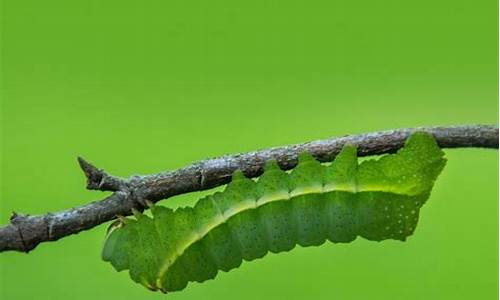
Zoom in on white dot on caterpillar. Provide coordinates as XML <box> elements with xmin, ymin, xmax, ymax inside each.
<box><xmin>405</xmin><ymin>215</ymin><xmax>409</xmax><ymax>219</ymax></box>
<box><xmin>399</xmin><ymin>214</ymin><xmax>403</xmax><ymax>217</ymax></box>
<box><xmin>411</xmin><ymin>210</ymin><xmax>416</xmax><ymax>214</ymax></box>
<box><xmin>384</xmin><ymin>206</ymin><xmax>388</xmax><ymax>211</ymax></box>
<box><xmin>385</xmin><ymin>226</ymin><xmax>390</xmax><ymax>230</ymax></box>
<box><xmin>400</xmin><ymin>205</ymin><xmax>404</xmax><ymax>209</ymax></box>
<box><xmin>399</xmin><ymin>230</ymin><xmax>403</xmax><ymax>233</ymax></box>
<box><xmin>398</xmin><ymin>220</ymin><xmax>402</xmax><ymax>223</ymax></box>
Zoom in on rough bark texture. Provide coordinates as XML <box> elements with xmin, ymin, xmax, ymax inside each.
<box><xmin>0</xmin><ymin>124</ymin><xmax>497</xmax><ymax>253</ymax></box>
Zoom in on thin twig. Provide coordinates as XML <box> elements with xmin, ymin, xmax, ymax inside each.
<box><xmin>0</xmin><ymin>124</ymin><xmax>497</xmax><ymax>253</ymax></box>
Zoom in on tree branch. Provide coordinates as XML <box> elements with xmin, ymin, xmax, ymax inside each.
<box><xmin>1</xmin><ymin>124</ymin><xmax>497</xmax><ymax>253</ymax></box>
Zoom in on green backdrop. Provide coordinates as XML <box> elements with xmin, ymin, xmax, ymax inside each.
<box><xmin>1</xmin><ymin>0</ymin><xmax>498</xmax><ymax>299</ymax></box>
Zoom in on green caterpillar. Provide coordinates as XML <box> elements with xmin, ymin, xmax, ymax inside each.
<box><xmin>102</xmin><ymin>132</ymin><xmax>446</xmax><ymax>293</ymax></box>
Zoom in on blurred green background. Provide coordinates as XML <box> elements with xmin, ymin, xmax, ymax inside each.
<box><xmin>1</xmin><ymin>0</ymin><xmax>498</xmax><ymax>299</ymax></box>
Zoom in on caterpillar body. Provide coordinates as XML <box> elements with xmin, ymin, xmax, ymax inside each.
<box><xmin>102</xmin><ymin>132</ymin><xmax>446</xmax><ymax>293</ymax></box>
